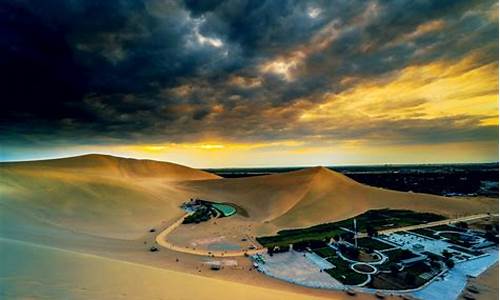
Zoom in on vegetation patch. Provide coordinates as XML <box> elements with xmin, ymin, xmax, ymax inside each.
<box><xmin>384</xmin><ymin>249</ymin><xmax>418</xmax><ymax>261</ymax></box>
<box><xmin>356</xmin><ymin>237</ymin><xmax>394</xmax><ymax>250</ymax></box>
<box><xmin>313</xmin><ymin>247</ymin><xmax>337</xmax><ymax>258</ymax></box>
<box><xmin>352</xmin><ymin>263</ymin><xmax>376</xmax><ymax>274</ymax></box>
<box><xmin>325</xmin><ymin>256</ymin><xmax>368</xmax><ymax>285</ymax></box>
<box><xmin>338</xmin><ymin>244</ymin><xmax>381</xmax><ymax>262</ymax></box>
<box><xmin>181</xmin><ymin>199</ymin><xmax>237</xmax><ymax>224</ymax></box>
<box><xmin>369</xmin><ymin>262</ymin><xmax>436</xmax><ymax>290</ymax></box>
<box><xmin>338</xmin><ymin>209</ymin><xmax>445</xmax><ymax>233</ymax></box>
<box><xmin>257</xmin><ymin>209</ymin><xmax>445</xmax><ymax>249</ymax></box>
<box><xmin>182</xmin><ymin>206</ymin><xmax>216</xmax><ymax>224</ymax></box>
<box><xmin>257</xmin><ymin>227</ymin><xmax>345</xmax><ymax>249</ymax></box>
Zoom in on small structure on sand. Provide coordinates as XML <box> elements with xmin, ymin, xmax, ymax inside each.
<box><xmin>207</xmin><ymin>261</ymin><xmax>222</xmax><ymax>271</ymax></box>
<box><xmin>345</xmin><ymin>288</ymin><xmax>356</xmax><ymax>296</ymax></box>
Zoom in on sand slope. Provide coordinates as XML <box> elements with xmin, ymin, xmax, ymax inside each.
<box><xmin>0</xmin><ymin>155</ymin><xmax>496</xmax><ymax>299</ymax></box>
<box><xmin>0</xmin><ymin>154</ymin><xmax>218</xmax><ymax>239</ymax></box>
<box><xmin>0</xmin><ymin>237</ymin><xmax>336</xmax><ymax>300</ymax></box>
<box><xmin>180</xmin><ymin>166</ymin><xmax>497</xmax><ymax>233</ymax></box>
<box><xmin>0</xmin><ymin>153</ymin><xmax>220</xmax><ymax>180</ymax></box>
<box><xmin>2</xmin><ymin>155</ymin><xmax>496</xmax><ymax>239</ymax></box>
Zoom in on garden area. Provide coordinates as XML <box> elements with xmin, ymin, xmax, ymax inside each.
<box><xmin>369</xmin><ymin>261</ymin><xmax>436</xmax><ymax>290</ymax></box>
<box><xmin>325</xmin><ymin>256</ymin><xmax>368</xmax><ymax>285</ymax></box>
<box><xmin>336</xmin><ymin>209</ymin><xmax>445</xmax><ymax>233</ymax></box>
<box><xmin>256</xmin><ymin>225</ymin><xmax>346</xmax><ymax>249</ymax></box>
<box><xmin>338</xmin><ymin>243</ymin><xmax>382</xmax><ymax>263</ymax></box>
<box><xmin>383</xmin><ymin>248</ymin><xmax>419</xmax><ymax>261</ymax></box>
<box><xmin>257</xmin><ymin>209</ymin><xmax>445</xmax><ymax>249</ymax></box>
<box><xmin>355</xmin><ymin>237</ymin><xmax>395</xmax><ymax>251</ymax></box>
<box><xmin>181</xmin><ymin>199</ymin><xmax>237</xmax><ymax>224</ymax></box>
<box><xmin>313</xmin><ymin>246</ymin><xmax>337</xmax><ymax>258</ymax></box>
<box><xmin>182</xmin><ymin>205</ymin><xmax>216</xmax><ymax>224</ymax></box>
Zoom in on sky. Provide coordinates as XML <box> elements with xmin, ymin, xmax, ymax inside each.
<box><xmin>0</xmin><ymin>0</ymin><xmax>498</xmax><ymax>167</ymax></box>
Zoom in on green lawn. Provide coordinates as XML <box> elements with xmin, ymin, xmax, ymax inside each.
<box><xmin>370</xmin><ymin>262</ymin><xmax>436</xmax><ymax>290</ymax></box>
<box><xmin>257</xmin><ymin>209</ymin><xmax>445</xmax><ymax>249</ymax></box>
<box><xmin>313</xmin><ymin>247</ymin><xmax>337</xmax><ymax>258</ymax></box>
<box><xmin>356</xmin><ymin>237</ymin><xmax>394</xmax><ymax>250</ymax></box>
<box><xmin>256</xmin><ymin>228</ymin><xmax>345</xmax><ymax>249</ymax></box>
<box><xmin>325</xmin><ymin>256</ymin><xmax>368</xmax><ymax>285</ymax></box>
<box><xmin>384</xmin><ymin>248</ymin><xmax>418</xmax><ymax>261</ymax></box>
<box><xmin>336</xmin><ymin>209</ymin><xmax>445</xmax><ymax>233</ymax></box>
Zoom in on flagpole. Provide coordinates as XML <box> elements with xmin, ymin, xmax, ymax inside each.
<box><xmin>354</xmin><ymin>218</ymin><xmax>357</xmax><ymax>248</ymax></box>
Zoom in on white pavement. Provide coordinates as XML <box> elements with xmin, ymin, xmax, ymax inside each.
<box><xmin>412</xmin><ymin>248</ymin><xmax>498</xmax><ymax>300</ymax></box>
<box><xmin>256</xmin><ymin>251</ymin><xmax>344</xmax><ymax>290</ymax></box>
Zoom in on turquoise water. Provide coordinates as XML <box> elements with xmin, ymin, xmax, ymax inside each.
<box><xmin>211</xmin><ymin>203</ymin><xmax>236</xmax><ymax>217</ymax></box>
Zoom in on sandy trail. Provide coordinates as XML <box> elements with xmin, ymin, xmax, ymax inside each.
<box><xmin>155</xmin><ymin>212</ymin><xmax>266</xmax><ymax>257</ymax></box>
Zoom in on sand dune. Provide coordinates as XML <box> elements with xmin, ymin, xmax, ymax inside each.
<box><xmin>1</xmin><ymin>155</ymin><xmax>496</xmax><ymax>239</ymax></box>
<box><xmin>0</xmin><ymin>153</ymin><xmax>220</xmax><ymax>180</ymax></box>
<box><xmin>179</xmin><ymin>166</ymin><xmax>497</xmax><ymax>233</ymax></box>
<box><xmin>0</xmin><ymin>237</ymin><xmax>338</xmax><ymax>300</ymax></box>
<box><xmin>1</xmin><ymin>155</ymin><xmax>497</xmax><ymax>299</ymax></box>
<box><xmin>0</xmin><ymin>154</ymin><xmax>218</xmax><ymax>239</ymax></box>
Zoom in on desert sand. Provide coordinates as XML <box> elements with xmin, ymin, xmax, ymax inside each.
<box><xmin>0</xmin><ymin>154</ymin><xmax>497</xmax><ymax>299</ymax></box>
<box><xmin>466</xmin><ymin>263</ymin><xmax>499</xmax><ymax>300</ymax></box>
<box><xmin>177</xmin><ymin>166</ymin><xmax>497</xmax><ymax>235</ymax></box>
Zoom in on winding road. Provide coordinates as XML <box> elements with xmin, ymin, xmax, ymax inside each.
<box><xmin>156</xmin><ymin>212</ymin><xmax>496</xmax><ymax>257</ymax></box>
<box><xmin>155</xmin><ymin>213</ymin><xmax>266</xmax><ymax>257</ymax></box>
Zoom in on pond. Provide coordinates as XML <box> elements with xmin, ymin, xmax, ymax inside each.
<box><xmin>211</xmin><ymin>203</ymin><xmax>236</xmax><ymax>217</ymax></box>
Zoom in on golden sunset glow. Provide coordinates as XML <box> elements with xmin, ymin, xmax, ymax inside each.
<box><xmin>300</xmin><ymin>53</ymin><xmax>498</xmax><ymax>125</ymax></box>
<box><xmin>2</xmin><ymin>0</ymin><xmax>497</xmax><ymax>167</ymax></box>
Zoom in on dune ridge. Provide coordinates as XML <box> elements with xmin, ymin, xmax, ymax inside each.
<box><xmin>1</xmin><ymin>154</ymin><xmax>497</xmax><ymax>239</ymax></box>
<box><xmin>1</xmin><ymin>153</ymin><xmax>220</xmax><ymax>180</ymax></box>
<box><xmin>179</xmin><ymin>164</ymin><xmax>497</xmax><ymax>233</ymax></box>
<box><xmin>0</xmin><ymin>154</ymin><xmax>497</xmax><ymax>300</ymax></box>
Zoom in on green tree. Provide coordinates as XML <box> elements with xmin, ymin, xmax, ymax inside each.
<box><xmin>445</xmin><ymin>259</ymin><xmax>455</xmax><ymax>269</ymax></box>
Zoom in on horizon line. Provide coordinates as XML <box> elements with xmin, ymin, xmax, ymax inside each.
<box><xmin>0</xmin><ymin>152</ymin><xmax>498</xmax><ymax>169</ymax></box>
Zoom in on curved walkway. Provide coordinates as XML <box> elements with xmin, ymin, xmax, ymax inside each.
<box><xmin>351</xmin><ymin>263</ymin><xmax>377</xmax><ymax>275</ymax></box>
<box><xmin>155</xmin><ymin>213</ymin><xmax>266</xmax><ymax>257</ymax></box>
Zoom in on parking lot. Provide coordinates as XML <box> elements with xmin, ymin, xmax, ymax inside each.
<box><xmin>255</xmin><ymin>251</ymin><xmax>343</xmax><ymax>289</ymax></box>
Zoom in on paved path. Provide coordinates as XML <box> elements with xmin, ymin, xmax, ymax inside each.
<box><xmin>376</xmin><ymin>213</ymin><xmax>497</xmax><ymax>236</ymax></box>
<box><xmin>352</xmin><ymin>213</ymin><xmax>496</xmax><ymax>239</ymax></box>
<box><xmin>155</xmin><ymin>213</ymin><xmax>266</xmax><ymax>257</ymax></box>
<box><xmin>157</xmin><ymin>213</ymin><xmax>495</xmax><ymax>257</ymax></box>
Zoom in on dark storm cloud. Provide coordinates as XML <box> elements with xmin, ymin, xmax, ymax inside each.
<box><xmin>0</xmin><ymin>0</ymin><xmax>497</xmax><ymax>148</ymax></box>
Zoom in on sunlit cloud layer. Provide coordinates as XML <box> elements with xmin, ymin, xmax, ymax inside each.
<box><xmin>0</xmin><ymin>0</ymin><xmax>498</xmax><ymax>166</ymax></box>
